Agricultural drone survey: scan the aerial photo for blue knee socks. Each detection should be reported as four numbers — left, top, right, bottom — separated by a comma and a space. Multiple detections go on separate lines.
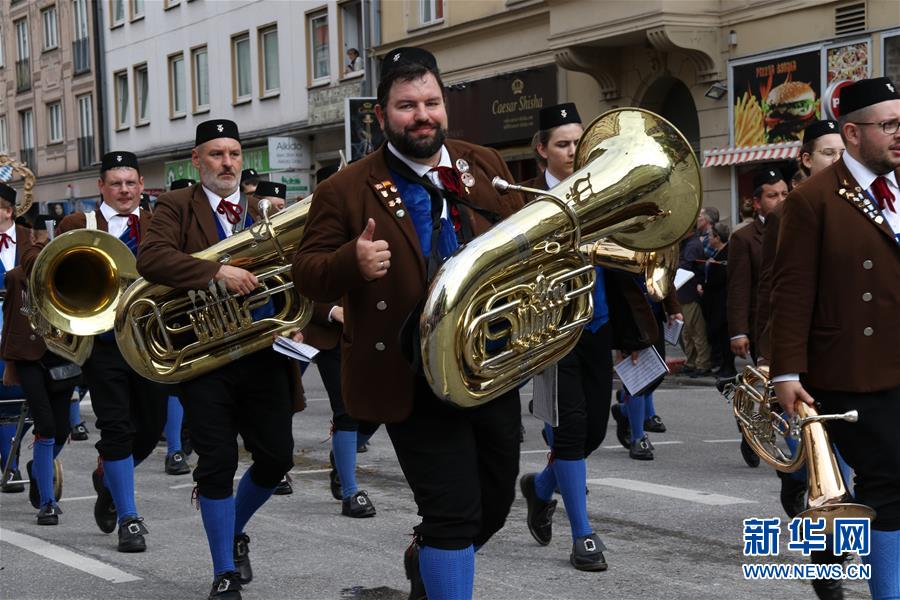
69, 399, 81, 427
543, 423, 554, 447
33, 437, 56, 506
0, 423, 17, 470
102, 456, 138, 523
165, 396, 183, 455
864, 529, 900, 599
625, 394, 647, 443
534, 462, 557, 502
199, 495, 236, 577
333, 430, 358, 499
234, 469, 275, 535
553, 458, 592, 540
418, 545, 475, 600
644, 393, 656, 418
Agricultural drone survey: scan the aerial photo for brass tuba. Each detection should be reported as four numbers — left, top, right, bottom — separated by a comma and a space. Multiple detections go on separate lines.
579, 240, 679, 303
113, 198, 313, 383
420, 108, 701, 408
722, 365, 875, 530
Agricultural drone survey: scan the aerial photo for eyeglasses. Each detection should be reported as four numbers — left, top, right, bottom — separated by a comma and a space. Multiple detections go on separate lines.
851, 120, 900, 135
814, 148, 844, 158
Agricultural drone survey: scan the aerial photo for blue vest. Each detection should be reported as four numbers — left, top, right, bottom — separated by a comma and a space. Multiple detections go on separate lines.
389, 169, 459, 260
586, 267, 609, 333
118, 223, 139, 256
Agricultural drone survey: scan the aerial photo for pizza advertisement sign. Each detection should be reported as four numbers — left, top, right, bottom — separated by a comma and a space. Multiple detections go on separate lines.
822, 40, 870, 119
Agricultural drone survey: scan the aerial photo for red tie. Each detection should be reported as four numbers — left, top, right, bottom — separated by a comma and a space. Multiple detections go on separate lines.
125, 214, 140, 243
430, 166, 462, 196
0, 233, 14, 250
872, 176, 896, 213
217, 198, 243, 225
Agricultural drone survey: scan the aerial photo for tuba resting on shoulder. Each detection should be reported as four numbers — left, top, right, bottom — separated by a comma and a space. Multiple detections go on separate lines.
114, 198, 313, 383
421, 108, 701, 408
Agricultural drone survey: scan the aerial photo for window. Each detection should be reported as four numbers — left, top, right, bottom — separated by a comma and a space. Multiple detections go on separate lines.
42, 6, 59, 50
164, 0, 181, 8
0, 117, 8, 154
420, 0, 443, 24
73, 0, 90, 73
169, 53, 186, 117
0, 27, 4, 68
47, 102, 63, 143
134, 63, 149, 124
130, 0, 144, 20
77, 94, 94, 168
232, 33, 251, 102
20, 110, 34, 170
110, 0, 125, 27
308, 11, 329, 83
341, 1, 364, 77
15, 19, 30, 92
258, 25, 279, 96
114, 70, 129, 128
191, 45, 209, 112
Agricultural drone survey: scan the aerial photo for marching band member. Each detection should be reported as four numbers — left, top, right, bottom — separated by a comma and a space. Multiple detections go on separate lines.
23, 152, 168, 549
0, 184, 77, 524
293, 47, 524, 599
137, 120, 304, 599
771, 77, 900, 599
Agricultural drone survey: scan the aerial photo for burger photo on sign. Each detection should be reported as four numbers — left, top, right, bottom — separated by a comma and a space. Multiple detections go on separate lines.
763, 81, 818, 143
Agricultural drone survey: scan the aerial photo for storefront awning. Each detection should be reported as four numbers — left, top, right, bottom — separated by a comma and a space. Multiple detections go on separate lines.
701, 142, 801, 167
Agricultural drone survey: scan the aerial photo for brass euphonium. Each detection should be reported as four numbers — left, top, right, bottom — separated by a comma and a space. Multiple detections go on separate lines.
420, 108, 701, 408
722, 366, 875, 531
113, 198, 313, 383
579, 240, 679, 303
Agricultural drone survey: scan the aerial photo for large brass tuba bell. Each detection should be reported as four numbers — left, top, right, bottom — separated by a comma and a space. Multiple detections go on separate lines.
580, 239, 679, 303
723, 366, 875, 530
420, 108, 701, 408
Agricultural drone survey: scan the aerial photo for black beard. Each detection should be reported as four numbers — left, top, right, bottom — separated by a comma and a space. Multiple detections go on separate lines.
384, 119, 446, 159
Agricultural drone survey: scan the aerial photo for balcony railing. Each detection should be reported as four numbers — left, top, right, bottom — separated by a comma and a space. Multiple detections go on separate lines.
73, 38, 90, 75
16, 59, 30, 92
20, 148, 35, 173
77, 136, 94, 169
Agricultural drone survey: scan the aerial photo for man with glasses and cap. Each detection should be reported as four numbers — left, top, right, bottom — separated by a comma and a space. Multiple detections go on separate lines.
23, 151, 168, 550
293, 47, 524, 599
772, 77, 900, 600
240, 169, 259, 197
138, 120, 304, 599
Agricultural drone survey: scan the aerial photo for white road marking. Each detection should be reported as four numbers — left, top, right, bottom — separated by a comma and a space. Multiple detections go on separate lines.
520, 449, 551, 455
704, 439, 742, 443
168, 467, 365, 489
0, 527, 141, 583
586, 477, 756, 505
57, 495, 97, 502
601, 440, 684, 449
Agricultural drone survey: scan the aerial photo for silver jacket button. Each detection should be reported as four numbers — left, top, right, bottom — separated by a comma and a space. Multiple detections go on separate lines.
376, 301, 387, 311
862, 292, 872, 302
863, 327, 874, 336
375, 342, 386, 351
863, 259, 873, 270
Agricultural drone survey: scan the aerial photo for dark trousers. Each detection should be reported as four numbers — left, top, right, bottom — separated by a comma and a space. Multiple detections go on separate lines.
179, 348, 294, 499
814, 384, 900, 530
386, 378, 521, 549
17, 359, 75, 446
552, 324, 614, 461
317, 346, 379, 435
83, 339, 167, 462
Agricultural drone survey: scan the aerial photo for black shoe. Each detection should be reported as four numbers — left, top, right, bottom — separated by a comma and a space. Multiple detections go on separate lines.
165, 450, 191, 475
357, 442, 368, 453
342, 490, 376, 518
519, 424, 525, 444
779, 472, 807, 519
644, 415, 666, 433
610, 403, 631, 450
273, 474, 293, 495
570, 533, 608, 571
629, 436, 654, 460
117, 517, 148, 553
329, 451, 342, 501
690, 368, 713, 378
810, 550, 845, 599
2, 468, 25, 494
92, 467, 118, 534
520, 473, 557, 546
233, 533, 253, 584
680, 366, 697, 377
26, 461, 41, 508
740, 438, 760, 468
209, 571, 243, 599
70, 422, 89, 441
37, 502, 62, 525
404, 542, 427, 600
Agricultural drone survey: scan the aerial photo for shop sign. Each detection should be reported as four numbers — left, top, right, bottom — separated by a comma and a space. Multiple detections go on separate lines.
345, 98, 385, 162
268, 136, 310, 170
164, 147, 270, 187
309, 80, 364, 126
269, 171, 311, 199
823, 40, 870, 119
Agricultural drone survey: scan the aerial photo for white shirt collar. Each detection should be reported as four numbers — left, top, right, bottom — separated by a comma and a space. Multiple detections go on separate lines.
99, 201, 140, 223
387, 142, 451, 177
843, 151, 899, 193
0, 223, 16, 240
202, 185, 241, 207
544, 170, 562, 189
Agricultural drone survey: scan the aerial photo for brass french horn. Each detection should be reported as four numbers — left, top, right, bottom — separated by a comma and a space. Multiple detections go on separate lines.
420, 108, 701, 408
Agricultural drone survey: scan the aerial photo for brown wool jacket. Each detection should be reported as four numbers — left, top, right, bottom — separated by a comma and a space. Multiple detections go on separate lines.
1, 225, 48, 383
727, 216, 764, 342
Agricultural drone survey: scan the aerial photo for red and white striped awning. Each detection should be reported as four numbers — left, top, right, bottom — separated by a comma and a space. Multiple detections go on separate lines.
701, 142, 801, 167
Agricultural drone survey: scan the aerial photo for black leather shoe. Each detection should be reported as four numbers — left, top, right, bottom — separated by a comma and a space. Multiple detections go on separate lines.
2, 468, 25, 494
810, 550, 845, 599
520, 473, 557, 546
570, 533, 608, 571
342, 490, 376, 518
233, 533, 253, 584
209, 571, 242, 599
680, 366, 697, 377
329, 451, 342, 501
37, 502, 62, 525
165, 450, 191, 475
117, 517, 148, 552
629, 436, 654, 460
404, 542, 427, 600
740, 438, 760, 468
644, 415, 667, 433
273, 474, 293, 495
70, 422, 89, 441
610, 403, 631, 450
92, 467, 118, 534
690, 368, 713, 378
26, 461, 40, 508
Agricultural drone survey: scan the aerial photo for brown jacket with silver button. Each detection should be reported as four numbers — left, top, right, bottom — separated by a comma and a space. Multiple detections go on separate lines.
770, 158, 900, 392
292, 141, 524, 423
1, 225, 47, 366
